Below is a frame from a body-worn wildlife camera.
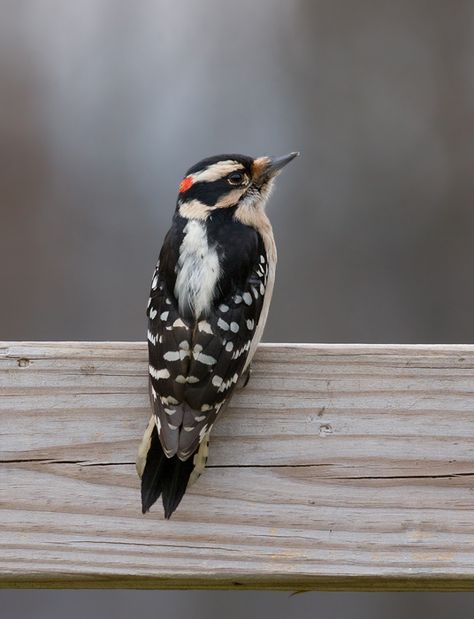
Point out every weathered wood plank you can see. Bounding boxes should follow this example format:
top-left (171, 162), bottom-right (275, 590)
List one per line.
top-left (1, 341), bottom-right (474, 590)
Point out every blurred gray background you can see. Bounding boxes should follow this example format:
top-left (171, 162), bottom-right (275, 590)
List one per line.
top-left (1, 0), bottom-right (474, 615)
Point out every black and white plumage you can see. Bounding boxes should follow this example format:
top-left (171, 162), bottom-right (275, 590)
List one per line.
top-left (137, 151), bottom-right (298, 518)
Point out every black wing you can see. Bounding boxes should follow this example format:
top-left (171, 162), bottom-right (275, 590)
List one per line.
top-left (147, 221), bottom-right (269, 461)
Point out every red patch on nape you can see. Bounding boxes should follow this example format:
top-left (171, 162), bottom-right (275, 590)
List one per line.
top-left (179, 176), bottom-right (194, 193)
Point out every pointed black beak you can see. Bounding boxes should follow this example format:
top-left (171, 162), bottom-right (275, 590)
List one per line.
top-left (266, 151), bottom-right (300, 176)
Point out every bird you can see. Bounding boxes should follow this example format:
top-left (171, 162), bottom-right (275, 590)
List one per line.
top-left (137, 151), bottom-right (299, 518)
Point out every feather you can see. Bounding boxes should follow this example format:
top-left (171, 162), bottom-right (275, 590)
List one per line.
top-left (141, 204), bottom-right (274, 515)
top-left (141, 425), bottom-right (196, 518)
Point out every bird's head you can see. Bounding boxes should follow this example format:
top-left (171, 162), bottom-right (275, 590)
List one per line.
top-left (176, 152), bottom-right (299, 220)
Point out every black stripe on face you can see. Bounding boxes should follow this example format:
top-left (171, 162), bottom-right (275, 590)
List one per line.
top-left (182, 179), bottom-right (240, 206)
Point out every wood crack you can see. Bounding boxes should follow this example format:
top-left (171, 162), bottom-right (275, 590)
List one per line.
top-left (2, 459), bottom-right (473, 482)
top-left (72, 540), bottom-right (240, 553)
top-left (0, 458), bottom-right (134, 466)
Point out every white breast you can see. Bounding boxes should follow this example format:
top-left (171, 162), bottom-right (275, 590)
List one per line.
top-left (174, 220), bottom-right (220, 318)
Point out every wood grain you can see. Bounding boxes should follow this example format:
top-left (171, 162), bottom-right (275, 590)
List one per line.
top-left (2, 341), bottom-right (474, 590)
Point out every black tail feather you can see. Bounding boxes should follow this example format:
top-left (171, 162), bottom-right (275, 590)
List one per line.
top-left (162, 451), bottom-right (195, 519)
top-left (140, 425), bottom-right (167, 514)
top-left (141, 425), bottom-right (195, 519)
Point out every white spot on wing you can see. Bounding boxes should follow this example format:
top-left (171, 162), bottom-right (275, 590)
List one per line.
top-left (198, 320), bottom-right (213, 334)
top-left (212, 375), bottom-right (223, 388)
top-left (149, 365), bottom-right (170, 380)
top-left (230, 322), bottom-right (239, 333)
top-left (218, 372), bottom-right (240, 393)
top-left (173, 318), bottom-right (188, 328)
top-left (163, 349), bottom-right (190, 361)
top-left (176, 374), bottom-right (200, 384)
top-left (161, 395), bottom-right (179, 405)
top-left (232, 340), bottom-right (251, 359)
top-left (243, 292), bottom-right (252, 305)
top-left (160, 311), bottom-right (169, 321)
top-left (149, 308), bottom-right (157, 320)
top-left (217, 318), bottom-right (229, 331)
top-left (193, 346), bottom-right (217, 365)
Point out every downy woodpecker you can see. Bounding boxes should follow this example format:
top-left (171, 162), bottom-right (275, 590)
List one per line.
top-left (137, 151), bottom-right (298, 518)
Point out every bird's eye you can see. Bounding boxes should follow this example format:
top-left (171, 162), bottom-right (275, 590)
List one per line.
top-left (227, 171), bottom-right (245, 186)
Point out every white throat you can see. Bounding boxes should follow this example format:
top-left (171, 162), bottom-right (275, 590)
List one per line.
top-left (174, 220), bottom-right (220, 318)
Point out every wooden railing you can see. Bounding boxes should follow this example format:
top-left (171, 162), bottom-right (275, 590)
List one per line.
top-left (2, 342), bottom-right (474, 590)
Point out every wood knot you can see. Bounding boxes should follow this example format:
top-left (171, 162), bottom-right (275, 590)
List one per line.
top-left (319, 424), bottom-right (333, 437)
top-left (17, 358), bottom-right (30, 368)
top-left (80, 364), bottom-right (96, 375)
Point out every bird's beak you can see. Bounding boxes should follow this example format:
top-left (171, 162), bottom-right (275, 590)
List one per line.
top-left (253, 152), bottom-right (299, 184)
top-left (266, 152), bottom-right (300, 175)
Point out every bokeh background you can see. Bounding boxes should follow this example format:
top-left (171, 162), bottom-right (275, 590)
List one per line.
top-left (1, 0), bottom-right (474, 616)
